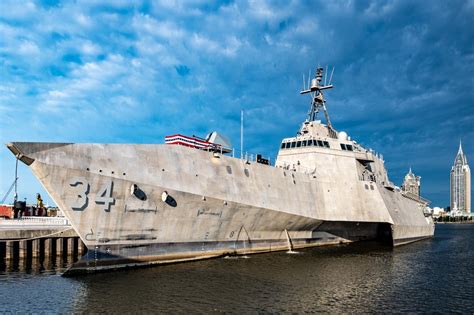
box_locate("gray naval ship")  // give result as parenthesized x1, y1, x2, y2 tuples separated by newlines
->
(7, 67, 434, 274)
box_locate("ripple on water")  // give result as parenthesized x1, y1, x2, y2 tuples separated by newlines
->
(1, 224, 474, 313)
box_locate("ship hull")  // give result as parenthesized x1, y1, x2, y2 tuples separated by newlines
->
(7, 142, 434, 274)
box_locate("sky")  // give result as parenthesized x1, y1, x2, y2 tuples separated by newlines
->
(0, 0, 473, 208)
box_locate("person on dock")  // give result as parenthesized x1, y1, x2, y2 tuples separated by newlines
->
(36, 193, 47, 216)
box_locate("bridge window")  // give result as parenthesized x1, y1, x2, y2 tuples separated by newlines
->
(302, 140, 307, 147)
(317, 140, 323, 147)
(296, 141, 302, 148)
(285, 142, 291, 149)
(307, 140, 313, 146)
(340, 144, 347, 150)
(346, 144, 353, 151)
(281, 142, 286, 149)
(291, 142, 296, 148)
(323, 141, 330, 148)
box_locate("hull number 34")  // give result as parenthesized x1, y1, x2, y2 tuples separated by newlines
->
(69, 177, 115, 212)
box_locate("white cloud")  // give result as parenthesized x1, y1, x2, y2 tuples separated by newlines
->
(248, 0, 280, 21)
(48, 90, 68, 98)
(0, 0, 37, 20)
(18, 40, 40, 56)
(133, 15, 185, 40)
(364, 0, 396, 19)
(38, 55, 129, 112)
(190, 33, 242, 57)
(151, 0, 204, 16)
(325, 0, 355, 14)
(80, 40, 102, 55)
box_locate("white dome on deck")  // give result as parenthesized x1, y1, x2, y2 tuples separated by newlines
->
(338, 131, 348, 141)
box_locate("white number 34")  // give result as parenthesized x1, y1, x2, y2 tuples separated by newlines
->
(69, 177, 115, 212)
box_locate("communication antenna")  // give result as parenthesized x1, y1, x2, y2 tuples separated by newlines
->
(328, 66, 335, 85)
(324, 65, 328, 86)
(240, 110, 244, 159)
(307, 70, 311, 91)
(300, 66, 335, 131)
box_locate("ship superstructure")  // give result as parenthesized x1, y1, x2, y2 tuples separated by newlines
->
(6, 67, 434, 274)
(276, 67, 392, 190)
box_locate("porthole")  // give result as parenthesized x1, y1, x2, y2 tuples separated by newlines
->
(226, 166, 232, 174)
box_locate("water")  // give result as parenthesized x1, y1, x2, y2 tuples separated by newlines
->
(1, 224, 473, 313)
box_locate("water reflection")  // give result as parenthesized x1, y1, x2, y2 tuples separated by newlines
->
(0, 254, 78, 275)
(1, 225, 474, 313)
(68, 243, 411, 313)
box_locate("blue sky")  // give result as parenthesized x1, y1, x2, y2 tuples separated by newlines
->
(0, 0, 473, 208)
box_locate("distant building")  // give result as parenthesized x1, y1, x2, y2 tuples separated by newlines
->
(401, 168, 421, 197)
(450, 141, 471, 214)
(431, 207, 446, 219)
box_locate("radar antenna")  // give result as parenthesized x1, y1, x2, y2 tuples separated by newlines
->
(300, 67, 334, 131)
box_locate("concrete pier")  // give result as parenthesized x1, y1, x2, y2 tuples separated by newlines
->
(0, 219, 87, 268)
(78, 239, 85, 256)
(67, 238, 74, 256)
(5, 241, 16, 260)
(32, 239, 40, 258)
(19, 240, 28, 259)
(43, 238, 54, 258)
(56, 238, 64, 256)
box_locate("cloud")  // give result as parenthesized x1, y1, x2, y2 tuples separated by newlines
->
(0, 0, 472, 207)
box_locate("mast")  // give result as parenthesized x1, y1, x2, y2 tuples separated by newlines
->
(240, 110, 243, 159)
(300, 67, 335, 132)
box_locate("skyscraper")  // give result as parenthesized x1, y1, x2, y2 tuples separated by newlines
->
(450, 141, 471, 213)
(402, 168, 421, 197)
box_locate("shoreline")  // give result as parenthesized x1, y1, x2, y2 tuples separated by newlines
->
(435, 221, 474, 224)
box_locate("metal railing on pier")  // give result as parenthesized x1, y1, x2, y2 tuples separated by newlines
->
(0, 217, 70, 226)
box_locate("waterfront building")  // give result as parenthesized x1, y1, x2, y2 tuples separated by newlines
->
(431, 207, 446, 219)
(402, 168, 421, 197)
(450, 142, 471, 214)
